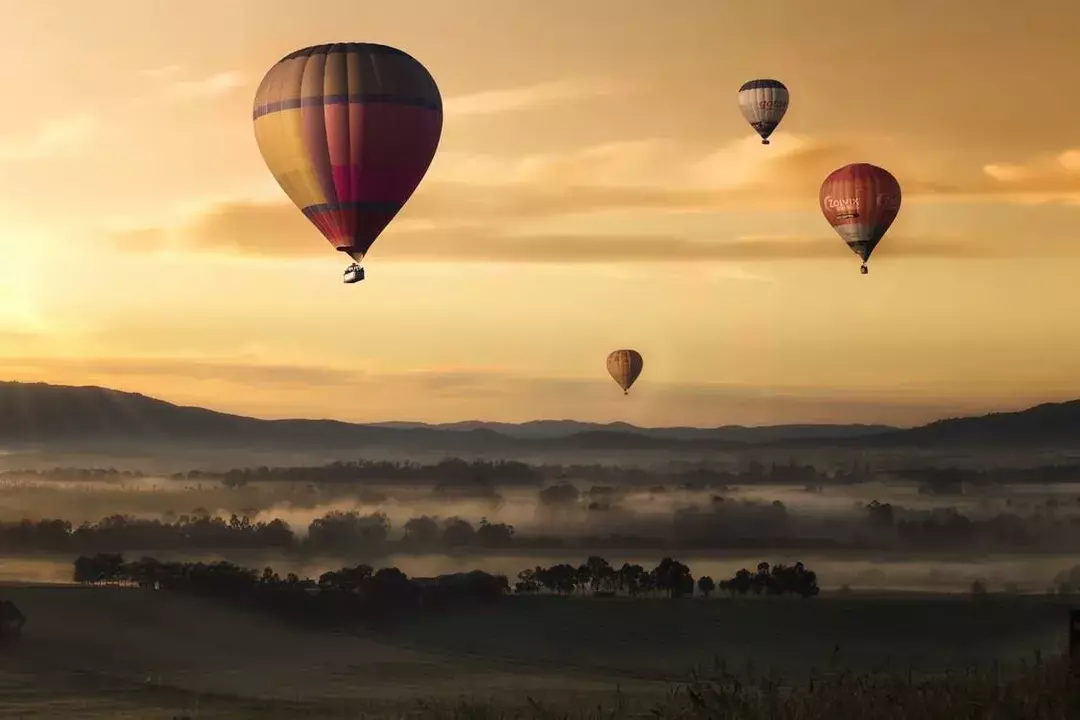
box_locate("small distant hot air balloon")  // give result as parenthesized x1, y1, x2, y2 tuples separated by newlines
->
(738, 79, 789, 145)
(607, 349, 644, 396)
(253, 43, 443, 284)
(819, 163, 902, 275)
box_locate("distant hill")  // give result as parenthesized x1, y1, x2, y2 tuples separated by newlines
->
(0, 380, 1077, 455)
(373, 419, 896, 442)
(855, 399, 1080, 449)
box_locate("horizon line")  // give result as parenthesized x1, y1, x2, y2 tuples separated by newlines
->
(2, 379, 1075, 433)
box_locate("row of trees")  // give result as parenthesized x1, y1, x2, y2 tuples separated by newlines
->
(70, 552, 816, 628)
(0, 458, 896, 489)
(513, 556, 819, 599)
(6, 498, 1080, 555)
(0, 511, 518, 554)
(861, 500, 1080, 550)
(12, 460, 1080, 494)
(72, 553, 510, 626)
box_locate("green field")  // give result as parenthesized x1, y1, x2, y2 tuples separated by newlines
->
(0, 585, 1074, 718)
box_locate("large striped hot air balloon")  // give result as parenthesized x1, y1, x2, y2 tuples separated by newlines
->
(819, 163, 902, 275)
(253, 43, 443, 284)
(737, 79, 789, 145)
(607, 349, 644, 396)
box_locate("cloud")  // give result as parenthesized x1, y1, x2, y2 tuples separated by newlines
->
(2, 356, 357, 388)
(980, 148, 1080, 200)
(125, 69, 248, 109)
(427, 135, 844, 194)
(105, 131, 983, 263)
(0, 114, 98, 161)
(139, 64, 184, 79)
(105, 135, 855, 257)
(114, 132, 1064, 264)
(165, 71, 248, 101)
(443, 79, 625, 117)
(109, 202, 977, 263)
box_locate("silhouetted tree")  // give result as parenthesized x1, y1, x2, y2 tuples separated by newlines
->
(475, 518, 515, 548)
(401, 516, 440, 549)
(441, 517, 476, 547)
(538, 483, 580, 507)
(652, 557, 694, 598)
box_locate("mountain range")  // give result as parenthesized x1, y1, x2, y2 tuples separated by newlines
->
(0, 380, 1077, 454)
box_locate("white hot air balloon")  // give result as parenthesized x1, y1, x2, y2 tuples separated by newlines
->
(738, 79, 789, 145)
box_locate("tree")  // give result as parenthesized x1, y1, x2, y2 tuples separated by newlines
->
(538, 483, 580, 507)
(697, 575, 715, 598)
(617, 563, 646, 596)
(585, 556, 615, 593)
(651, 557, 694, 598)
(514, 568, 541, 594)
(717, 561, 819, 599)
(441, 517, 476, 547)
(305, 511, 389, 553)
(402, 516, 440, 548)
(475, 519, 515, 548)
(866, 500, 895, 529)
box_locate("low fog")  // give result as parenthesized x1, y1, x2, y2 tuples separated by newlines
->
(3, 459, 1080, 593)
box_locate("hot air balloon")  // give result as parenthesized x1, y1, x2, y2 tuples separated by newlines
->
(253, 43, 443, 284)
(738, 79, 789, 145)
(607, 349, 643, 396)
(819, 163, 902, 275)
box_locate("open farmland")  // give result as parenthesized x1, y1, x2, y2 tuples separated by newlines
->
(0, 585, 1074, 717)
(373, 593, 1072, 682)
(0, 585, 660, 718)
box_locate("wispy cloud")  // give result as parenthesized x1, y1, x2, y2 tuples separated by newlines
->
(979, 148, 1080, 201)
(164, 71, 247, 101)
(107, 203, 978, 264)
(139, 64, 184, 79)
(443, 78, 625, 117)
(0, 113, 99, 161)
(107, 133, 981, 262)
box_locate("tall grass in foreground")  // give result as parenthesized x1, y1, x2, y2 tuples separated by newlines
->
(411, 653, 1080, 720)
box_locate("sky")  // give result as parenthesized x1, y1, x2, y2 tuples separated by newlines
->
(1, 0, 1080, 427)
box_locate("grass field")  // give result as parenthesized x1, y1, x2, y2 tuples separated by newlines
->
(0, 585, 1074, 717)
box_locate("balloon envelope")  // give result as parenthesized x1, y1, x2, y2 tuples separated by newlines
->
(819, 163, 902, 263)
(253, 43, 443, 263)
(738, 79, 789, 144)
(607, 349, 644, 394)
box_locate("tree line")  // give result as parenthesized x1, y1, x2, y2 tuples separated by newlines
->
(72, 553, 508, 627)
(0, 511, 516, 554)
(5, 495, 1080, 555)
(12, 458, 1080, 489)
(0, 458, 886, 489)
(69, 553, 818, 628)
(513, 556, 819, 599)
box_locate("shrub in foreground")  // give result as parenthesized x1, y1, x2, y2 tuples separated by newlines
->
(411, 653, 1080, 719)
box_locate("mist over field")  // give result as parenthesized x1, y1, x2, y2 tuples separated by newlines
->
(4, 460, 1080, 594)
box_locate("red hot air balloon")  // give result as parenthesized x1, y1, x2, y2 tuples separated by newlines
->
(819, 163, 901, 275)
(253, 43, 443, 284)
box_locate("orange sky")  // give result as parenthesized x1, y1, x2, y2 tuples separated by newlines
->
(1, 0, 1079, 427)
